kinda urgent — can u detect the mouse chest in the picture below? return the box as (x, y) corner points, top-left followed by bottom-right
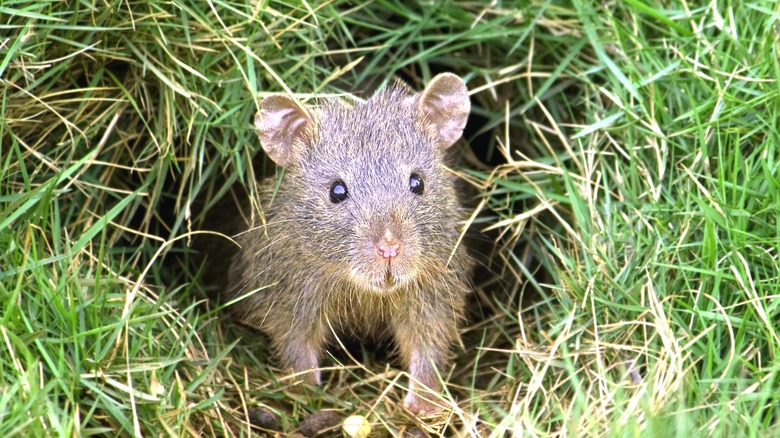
(321, 289), (401, 339)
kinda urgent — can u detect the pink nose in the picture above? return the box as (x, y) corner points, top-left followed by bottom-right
(376, 230), (401, 259)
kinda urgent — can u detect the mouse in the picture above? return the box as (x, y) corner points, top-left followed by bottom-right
(224, 73), (472, 415)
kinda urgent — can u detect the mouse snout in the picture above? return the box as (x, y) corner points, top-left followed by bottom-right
(376, 229), (401, 260)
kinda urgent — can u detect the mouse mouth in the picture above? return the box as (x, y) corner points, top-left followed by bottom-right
(351, 266), (408, 293)
(369, 269), (400, 292)
(381, 271), (396, 289)
(349, 243), (419, 293)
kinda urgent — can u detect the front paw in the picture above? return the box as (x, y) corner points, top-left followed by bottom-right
(402, 391), (444, 417)
(279, 342), (323, 385)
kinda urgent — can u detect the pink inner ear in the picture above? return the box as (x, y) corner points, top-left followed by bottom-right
(428, 95), (467, 144)
(281, 109), (309, 145)
(257, 95), (311, 167)
(418, 74), (470, 149)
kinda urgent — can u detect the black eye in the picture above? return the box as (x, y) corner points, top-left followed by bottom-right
(409, 173), (424, 195)
(330, 180), (349, 203)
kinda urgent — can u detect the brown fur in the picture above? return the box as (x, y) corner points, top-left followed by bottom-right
(223, 73), (472, 415)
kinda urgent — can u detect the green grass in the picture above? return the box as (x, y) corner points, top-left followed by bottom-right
(2, 0), (780, 436)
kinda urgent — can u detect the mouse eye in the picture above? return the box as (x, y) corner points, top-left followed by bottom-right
(329, 180), (349, 203)
(409, 173), (424, 195)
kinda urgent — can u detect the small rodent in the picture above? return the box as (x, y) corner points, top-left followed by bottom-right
(225, 73), (472, 415)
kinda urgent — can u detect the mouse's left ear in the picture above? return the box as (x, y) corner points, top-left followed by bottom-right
(416, 73), (470, 150)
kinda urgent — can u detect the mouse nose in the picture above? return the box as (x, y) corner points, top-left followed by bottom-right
(376, 229), (401, 259)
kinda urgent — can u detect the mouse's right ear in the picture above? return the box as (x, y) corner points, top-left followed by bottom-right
(254, 95), (311, 167)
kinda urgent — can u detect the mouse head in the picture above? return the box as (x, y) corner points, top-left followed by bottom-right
(253, 74), (470, 293)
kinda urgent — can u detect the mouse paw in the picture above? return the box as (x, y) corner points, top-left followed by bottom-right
(403, 392), (442, 417)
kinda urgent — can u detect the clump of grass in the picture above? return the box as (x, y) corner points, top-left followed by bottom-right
(473, 1), (780, 435)
(2, 0), (780, 436)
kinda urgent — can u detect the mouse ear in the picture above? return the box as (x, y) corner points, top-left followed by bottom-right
(254, 94), (311, 167)
(416, 73), (470, 150)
